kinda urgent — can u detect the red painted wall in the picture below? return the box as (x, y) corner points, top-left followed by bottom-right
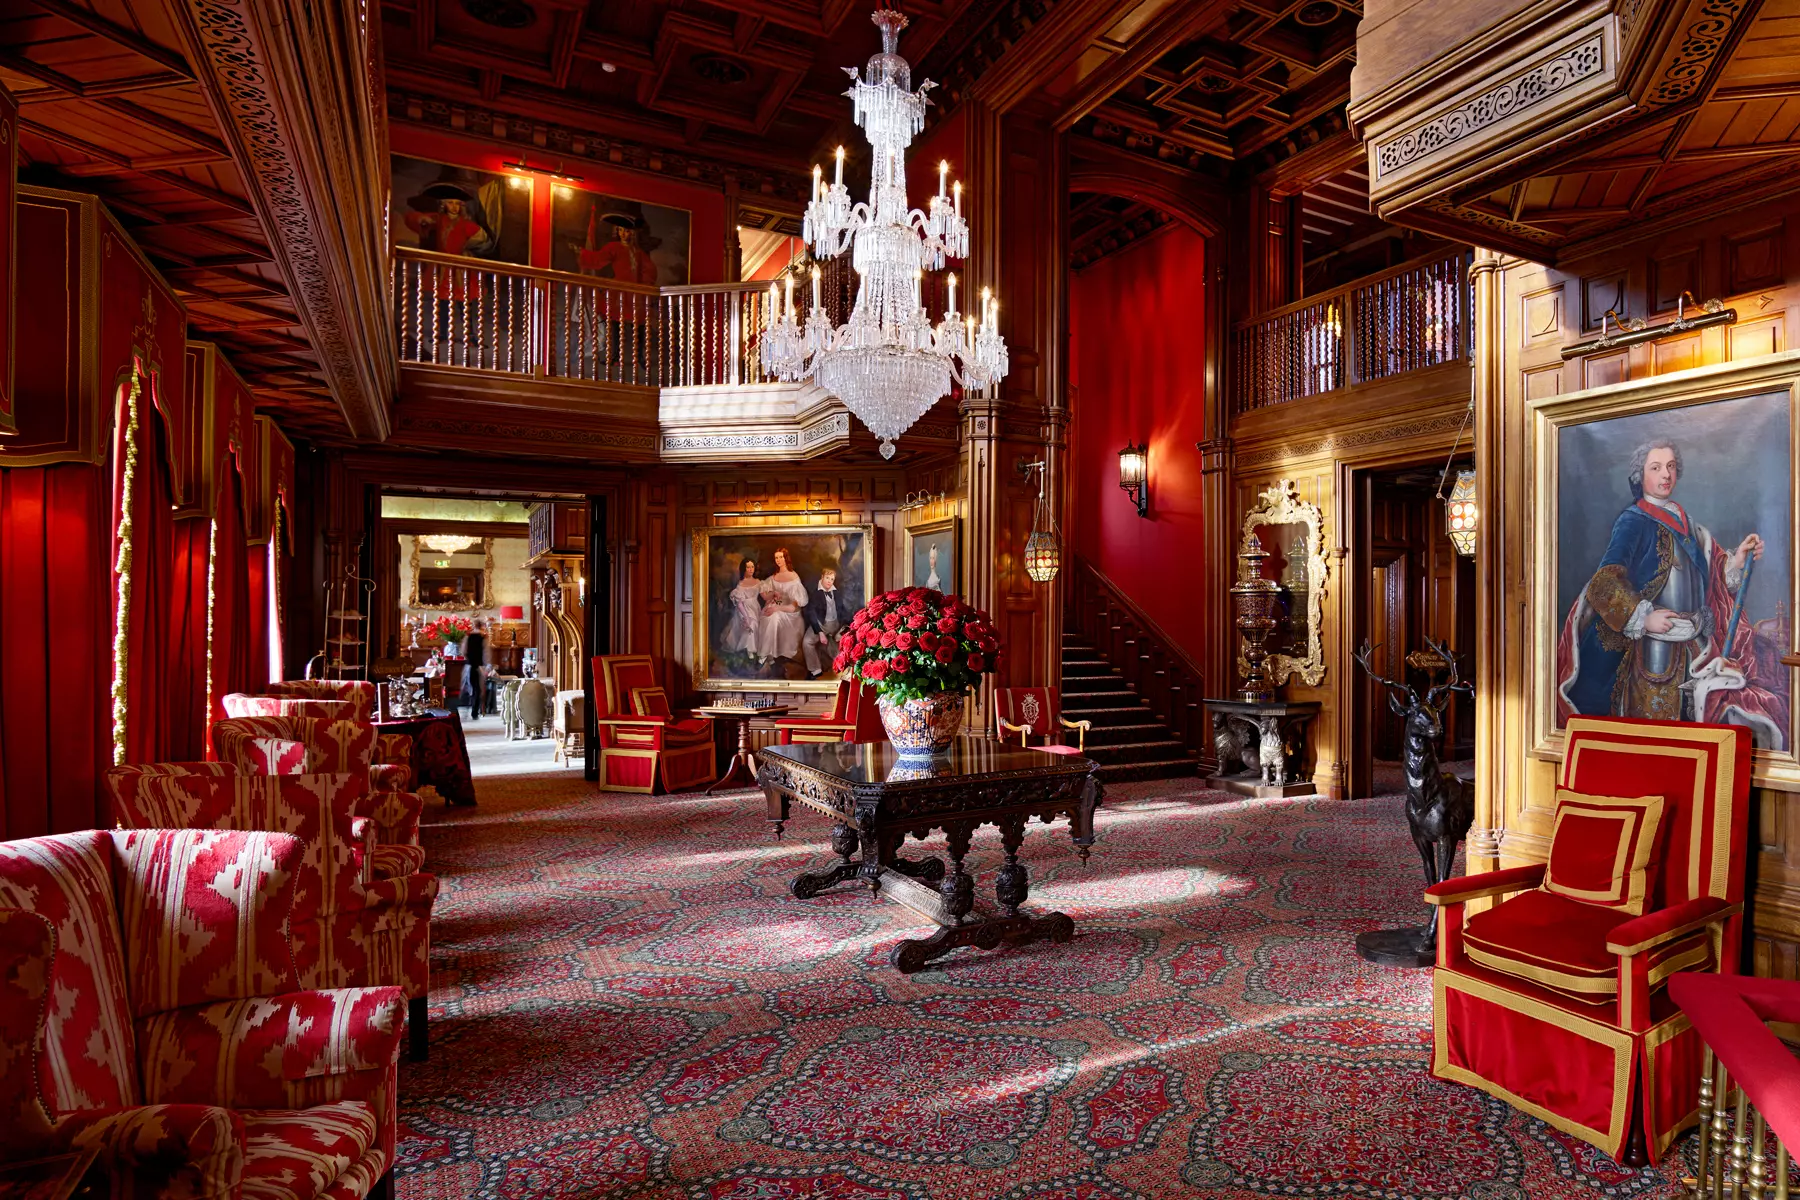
(1069, 223), (1210, 662)
(389, 126), (729, 283)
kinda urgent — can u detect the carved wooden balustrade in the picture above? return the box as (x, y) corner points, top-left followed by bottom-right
(1231, 248), (1472, 414)
(1067, 554), (1209, 763)
(393, 246), (779, 388)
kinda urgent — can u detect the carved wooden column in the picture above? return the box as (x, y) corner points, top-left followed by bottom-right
(1469, 247), (1505, 873)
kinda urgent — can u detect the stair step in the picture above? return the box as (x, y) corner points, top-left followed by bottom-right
(1060, 659), (1114, 675)
(1062, 705), (1156, 727)
(1063, 680), (1135, 696)
(1082, 722), (1170, 745)
(1097, 758), (1201, 783)
(1083, 740), (1192, 765)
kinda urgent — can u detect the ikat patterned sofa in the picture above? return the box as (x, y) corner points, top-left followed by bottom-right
(0, 827), (404, 1200)
(222, 694), (359, 722)
(104, 764), (439, 1063)
(264, 680), (379, 723)
(211, 716), (426, 883)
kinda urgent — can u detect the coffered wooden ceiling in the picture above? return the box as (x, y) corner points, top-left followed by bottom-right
(0, 0), (349, 442)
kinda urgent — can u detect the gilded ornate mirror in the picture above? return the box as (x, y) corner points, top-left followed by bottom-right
(408, 535), (494, 611)
(1239, 480), (1329, 686)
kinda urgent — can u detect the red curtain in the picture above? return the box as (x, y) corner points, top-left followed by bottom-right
(206, 464), (254, 751)
(0, 464), (111, 837)
(113, 376), (176, 768)
(246, 544), (271, 695)
(168, 516), (212, 761)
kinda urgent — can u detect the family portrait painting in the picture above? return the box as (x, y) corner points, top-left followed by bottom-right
(1551, 386), (1793, 751)
(694, 525), (873, 691)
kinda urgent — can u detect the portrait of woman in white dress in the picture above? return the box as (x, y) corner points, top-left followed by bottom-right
(754, 547), (808, 663)
(925, 542), (942, 590)
(723, 558), (764, 655)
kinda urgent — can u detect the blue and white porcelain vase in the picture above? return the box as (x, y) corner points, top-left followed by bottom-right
(877, 691), (965, 759)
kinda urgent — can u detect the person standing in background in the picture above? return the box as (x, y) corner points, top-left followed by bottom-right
(461, 618), (489, 722)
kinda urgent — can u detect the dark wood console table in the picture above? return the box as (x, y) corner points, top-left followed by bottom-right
(1204, 697), (1322, 798)
(756, 742), (1104, 973)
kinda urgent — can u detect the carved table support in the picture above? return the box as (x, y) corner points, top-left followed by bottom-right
(1203, 698), (1321, 797)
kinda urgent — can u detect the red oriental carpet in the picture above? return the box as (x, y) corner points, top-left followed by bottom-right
(396, 756), (1690, 1199)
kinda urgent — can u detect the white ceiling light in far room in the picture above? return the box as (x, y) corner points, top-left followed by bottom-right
(419, 533), (478, 555)
(759, 9), (1009, 459)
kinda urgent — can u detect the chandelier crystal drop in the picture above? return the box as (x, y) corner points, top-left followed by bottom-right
(760, 8), (1009, 459)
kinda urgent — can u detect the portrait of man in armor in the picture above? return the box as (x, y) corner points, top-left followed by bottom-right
(1554, 390), (1792, 750)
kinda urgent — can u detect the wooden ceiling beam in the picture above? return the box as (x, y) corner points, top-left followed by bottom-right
(969, 0), (1183, 115)
(98, 98), (229, 158)
(61, 149), (229, 175)
(1053, 0), (1237, 132)
(11, 70), (190, 102)
(30, 0), (195, 80)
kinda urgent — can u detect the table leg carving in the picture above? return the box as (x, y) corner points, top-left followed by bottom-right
(995, 815), (1028, 917)
(764, 784), (789, 840)
(879, 829), (946, 883)
(789, 821), (862, 899)
(938, 823), (976, 924)
(857, 827), (882, 893)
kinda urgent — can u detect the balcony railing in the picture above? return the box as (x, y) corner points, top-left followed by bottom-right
(1231, 248), (1472, 414)
(1671, 972), (1800, 1197)
(393, 246), (785, 388)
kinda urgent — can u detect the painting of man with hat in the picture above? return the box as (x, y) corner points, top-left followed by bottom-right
(552, 190), (690, 286)
(390, 155), (530, 265)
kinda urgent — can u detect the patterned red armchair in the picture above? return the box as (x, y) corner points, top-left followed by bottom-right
(775, 678), (888, 744)
(104, 766), (439, 1063)
(212, 717), (425, 879)
(1428, 717), (1751, 1165)
(0, 828), (404, 1200)
(592, 654), (717, 793)
(994, 687), (1091, 755)
(266, 680), (379, 723)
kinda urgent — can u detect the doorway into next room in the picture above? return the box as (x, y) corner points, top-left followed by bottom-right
(1349, 461), (1477, 798)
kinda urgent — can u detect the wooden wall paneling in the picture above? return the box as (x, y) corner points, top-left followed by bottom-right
(1487, 195), (1800, 969)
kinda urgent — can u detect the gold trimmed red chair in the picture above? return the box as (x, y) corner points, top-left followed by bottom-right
(1427, 716), (1752, 1165)
(775, 677), (888, 744)
(592, 654), (717, 793)
(994, 687), (1091, 755)
(103, 764), (439, 1063)
(0, 828), (404, 1199)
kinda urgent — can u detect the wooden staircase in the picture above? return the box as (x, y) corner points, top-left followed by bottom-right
(1061, 634), (1198, 782)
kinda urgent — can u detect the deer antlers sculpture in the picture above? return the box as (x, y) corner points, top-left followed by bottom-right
(1352, 635), (1476, 967)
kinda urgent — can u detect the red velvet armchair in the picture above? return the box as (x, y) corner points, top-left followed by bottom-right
(103, 765), (439, 1063)
(592, 654), (717, 793)
(994, 687), (1091, 755)
(1428, 716), (1751, 1164)
(0, 828), (404, 1200)
(212, 716), (425, 880)
(775, 677), (888, 744)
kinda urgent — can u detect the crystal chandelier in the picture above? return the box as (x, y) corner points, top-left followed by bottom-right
(760, 8), (1009, 459)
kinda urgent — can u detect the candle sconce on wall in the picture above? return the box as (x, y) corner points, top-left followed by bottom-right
(1118, 443), (1149, 517)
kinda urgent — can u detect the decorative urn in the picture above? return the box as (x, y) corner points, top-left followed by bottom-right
(834, 587), (1002, 759)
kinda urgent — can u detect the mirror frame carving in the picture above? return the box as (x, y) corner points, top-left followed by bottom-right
(1239, 479), (1329, 687)
(408, 535), (495, 611)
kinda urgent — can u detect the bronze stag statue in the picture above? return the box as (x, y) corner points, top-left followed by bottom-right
(1352, 635), (1475, 967)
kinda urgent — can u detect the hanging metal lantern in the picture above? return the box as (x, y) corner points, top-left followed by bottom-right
(1445, 467), (1478, 557)
(1021, 458), (1061, 583)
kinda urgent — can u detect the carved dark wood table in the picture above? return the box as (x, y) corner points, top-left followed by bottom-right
(757, 741), (1104, 974)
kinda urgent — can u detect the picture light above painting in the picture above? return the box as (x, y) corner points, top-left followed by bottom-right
(387, 152), (693, 287)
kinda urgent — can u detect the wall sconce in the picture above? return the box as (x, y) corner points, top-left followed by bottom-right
(1118, 444), (1148, 517)
(1445, 468), (1478, 557)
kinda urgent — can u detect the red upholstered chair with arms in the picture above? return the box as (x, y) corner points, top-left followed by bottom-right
(0, 828), (404, 1199)
(994, 687), (1090, 755)
(775, 677), (888, 744)
(212, 716), (426, 880)
(592, 654), (718, 793)
(104, 765), (439, 1063)
(265, 679), (379, 723)
(1427, 716), (1751, 1165)
(222, 693), (357, 722)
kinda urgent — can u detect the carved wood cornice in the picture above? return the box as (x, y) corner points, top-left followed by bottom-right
(172, 0), (396, 442)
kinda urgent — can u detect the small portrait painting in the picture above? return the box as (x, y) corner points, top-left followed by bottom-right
(1553, 388), (1792, 750)
(552, 189), (690, 286)
(390, 154), (531, 264)
(905, 517), (959, 596)
(694, 525), (872, 691)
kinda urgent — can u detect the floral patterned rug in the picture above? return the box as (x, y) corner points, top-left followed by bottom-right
(396, 748), (1687, 1199)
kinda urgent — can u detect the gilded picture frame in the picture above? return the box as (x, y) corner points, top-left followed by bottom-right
(1529, 351), (1800, 784)
(1238, 479), (1329, 687)
(903, 516), (960, 595)
(408, 535), (495, 612)
(691, 523), (876, 694)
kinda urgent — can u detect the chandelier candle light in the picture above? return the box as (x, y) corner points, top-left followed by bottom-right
(761, 9), (1009, 459)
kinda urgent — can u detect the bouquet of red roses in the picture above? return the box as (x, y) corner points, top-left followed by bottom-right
(834, 588), (1002, 703)
(421, 615), (473, 645)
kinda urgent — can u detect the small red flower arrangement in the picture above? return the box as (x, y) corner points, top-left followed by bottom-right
(834, 588), (1002, 703)
(421, 615), (473, 645)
